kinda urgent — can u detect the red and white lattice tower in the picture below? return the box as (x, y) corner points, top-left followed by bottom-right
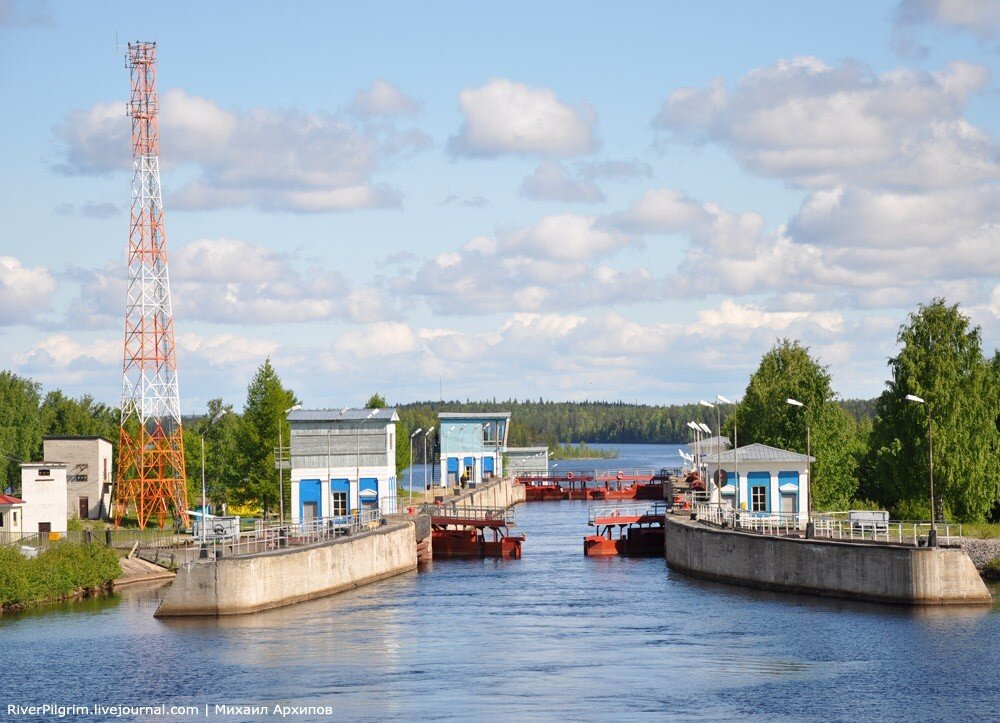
(113, 41), (189, 529)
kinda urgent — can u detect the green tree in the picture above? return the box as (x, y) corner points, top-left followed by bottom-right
(726, 339), (862, 510)
(183, 399), (240, 511)
(39, 391), (118, 440)
(0, 371), (43, 493)
(233, 359), (297, 516)
(365, 393), (387, 409)
(865, 300), (1000, 522)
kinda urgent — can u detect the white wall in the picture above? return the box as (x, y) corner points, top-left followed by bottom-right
(290, 464), (396, 522)
(716, 460), (810, 520)
(20, 465), (69, 534)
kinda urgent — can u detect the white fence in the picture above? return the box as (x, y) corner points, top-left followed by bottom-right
(692, 504), (963, 547)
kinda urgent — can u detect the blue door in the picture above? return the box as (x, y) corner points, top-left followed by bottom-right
(447, 457), (459, 485)
(299, 479), (322, 521)
(483, 456), (495, 477)
(778, 471), (799, 514)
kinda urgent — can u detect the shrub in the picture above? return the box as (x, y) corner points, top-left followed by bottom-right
(1, 542), (121, 610)
(983, 558), (1000, 582)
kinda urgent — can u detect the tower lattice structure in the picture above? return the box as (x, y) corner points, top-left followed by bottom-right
(114, 41), (189, 529)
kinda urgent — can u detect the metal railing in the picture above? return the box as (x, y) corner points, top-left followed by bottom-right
(0, 527), (184, 549)
(691, 503), (964, 546)
(208, 510), (383, 558)
(588, 502), (668, 524)
(421, 504), (515, 526)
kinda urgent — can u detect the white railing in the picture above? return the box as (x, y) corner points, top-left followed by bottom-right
(588, 503), (668, 524)
(213, 510), (382, 557)
(692, 504), (963, 546)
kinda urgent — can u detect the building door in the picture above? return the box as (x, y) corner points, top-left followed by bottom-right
(299, 479), (322, 522)
(302, 501), (318, 521)
(780, 493), (796, 514)
(483, 456), (495, 479)
(38, 522), (51, 534)
(748, 471), (771, 513)
(78, 497), (89, 519)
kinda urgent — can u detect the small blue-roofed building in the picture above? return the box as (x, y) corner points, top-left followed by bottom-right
(287, 408), (399, 522)
(438, 412), (510, 487)
(702, 443), (814, 522)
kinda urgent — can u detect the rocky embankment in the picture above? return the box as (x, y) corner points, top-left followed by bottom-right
(959, 538), (1000, 571)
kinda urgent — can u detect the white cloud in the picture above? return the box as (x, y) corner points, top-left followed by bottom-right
(62, 238), (396, 329)
(0, 256), (56, 325)
(501, 214), (628, 261)
(520, 161), (604, 203)
(391, 215), (651, 315)
(349, 79), (421, 117)
(448, 78), (597, 157)
(53, 89), (428, 213)
(895, 0), (1000, 40)
(655, 57), (997, 189)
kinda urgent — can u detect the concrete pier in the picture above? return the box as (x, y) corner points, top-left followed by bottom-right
(664, 514), (993, 606)
(155, 522), (416, 617)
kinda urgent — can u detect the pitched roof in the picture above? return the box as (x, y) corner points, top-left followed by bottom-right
(439, 412), (511, 420)
(702, 442), (814, 464)
(0, 494), (24, 505)
(288, 408), (399, 423)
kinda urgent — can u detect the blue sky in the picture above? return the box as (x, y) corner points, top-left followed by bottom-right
(1, 0), (997, 411)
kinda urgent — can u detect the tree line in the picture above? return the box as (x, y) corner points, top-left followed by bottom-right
(2, 298), (996, 522)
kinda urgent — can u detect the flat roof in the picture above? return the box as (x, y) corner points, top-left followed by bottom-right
(43, 435), (114, 444)
(288, 408), (399, 423)
(439, 412), (511, 420)
(506, 446), (549, 454)
(21, 462), (68, 468)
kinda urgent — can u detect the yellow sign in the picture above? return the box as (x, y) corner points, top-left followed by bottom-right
(48, 532), (61, 541)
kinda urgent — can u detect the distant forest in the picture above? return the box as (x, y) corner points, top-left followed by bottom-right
(397, 398), (879, 447)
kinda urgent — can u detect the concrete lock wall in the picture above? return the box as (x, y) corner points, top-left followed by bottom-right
(444, 477), (525, 511)
(664, 515), (992, 606)
(155, 522), (417, 617)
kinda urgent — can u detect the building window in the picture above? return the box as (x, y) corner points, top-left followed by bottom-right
(39, 469), (50, 477)
(751, 485), (767, 512)
(331, 492), (347, 516)
(0, 512), (5, 528)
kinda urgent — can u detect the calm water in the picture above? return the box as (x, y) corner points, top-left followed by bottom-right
(2, 444), (998, 721)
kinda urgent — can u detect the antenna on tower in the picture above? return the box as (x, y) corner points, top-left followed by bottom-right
(113, 41), (189, 530)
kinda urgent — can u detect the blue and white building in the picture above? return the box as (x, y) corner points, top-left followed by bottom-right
(702, 443), (813, 522)
(438, 412), (510, 486)
(288, 408), (399, 522)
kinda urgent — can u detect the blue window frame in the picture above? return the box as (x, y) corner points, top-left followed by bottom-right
(299, 479), (322, 520)
(748, 471), (771, 513)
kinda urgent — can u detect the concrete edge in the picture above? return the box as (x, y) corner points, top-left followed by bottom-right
(665, 515), (994, 606)
(154, 563), (418, 618)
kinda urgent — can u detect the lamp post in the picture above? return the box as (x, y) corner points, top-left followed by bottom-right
(279, 404), (302, 525)
(444, 427), (455, 488)
(686, 421), (701, 482)
(906, 394), (937, 546)
(408, 427), (422, 505)
(786, 398), (814, 538)
(717, 395), (735, 518)
(423, 426), (435, 492)
(700, 400), (716, 501)
(357, 408), (378, 510)
(200, 409), (228, 542)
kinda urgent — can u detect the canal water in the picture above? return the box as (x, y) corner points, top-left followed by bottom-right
(2, 444), (998, 721)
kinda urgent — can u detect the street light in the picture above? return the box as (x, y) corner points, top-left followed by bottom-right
(279, 404), (302, 525)
(200, 408), (228, 542)
(717, 394), (735, 517)
(906, 394), (937, 546)
(786, 398), (814, 538)
(408, 427), (422, 504)
(686, 421), (701, 478)
(423, 426), (435, 491)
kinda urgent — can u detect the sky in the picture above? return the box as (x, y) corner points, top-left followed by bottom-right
(0, 0), (998, 412)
